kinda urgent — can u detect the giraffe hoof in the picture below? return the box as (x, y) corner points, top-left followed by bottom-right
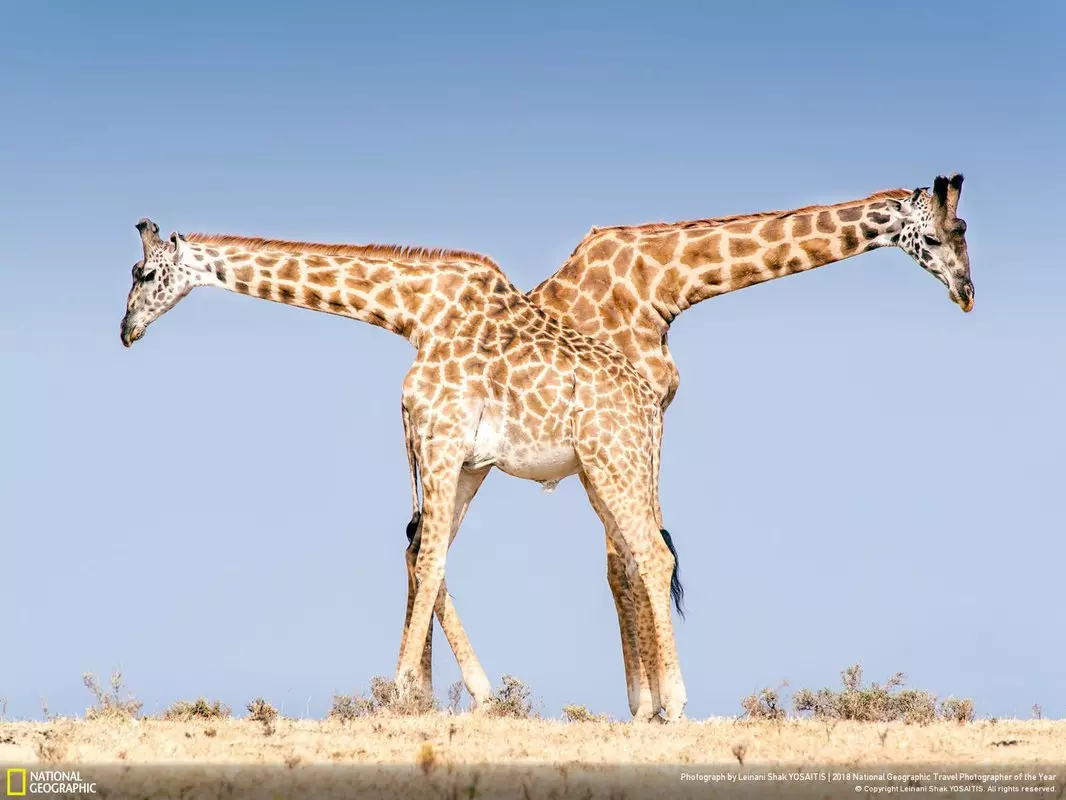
(662, 706), (686, 723)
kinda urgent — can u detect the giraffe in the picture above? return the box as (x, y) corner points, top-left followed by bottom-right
(119, 219), (689, 721)
(402, 173), (973, 718)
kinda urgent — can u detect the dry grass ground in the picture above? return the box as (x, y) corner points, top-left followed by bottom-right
(2, 717), (1063, 799)
(0, 716), (1064, 766)
(3, 672), (1059, 796)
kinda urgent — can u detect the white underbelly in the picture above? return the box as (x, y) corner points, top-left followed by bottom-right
(466, 414), (578, 483)
(497, 446), (580, 483)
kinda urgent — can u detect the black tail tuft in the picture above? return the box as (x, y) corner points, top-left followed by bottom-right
(405, 511), (422, 548)
(660, 529), (685, 619)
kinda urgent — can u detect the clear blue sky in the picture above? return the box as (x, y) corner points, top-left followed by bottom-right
(2, 1), (1063, 721)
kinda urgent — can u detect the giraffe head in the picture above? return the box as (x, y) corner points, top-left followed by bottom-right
(891, 173), (973, 312)
(120, 218), (209, 347)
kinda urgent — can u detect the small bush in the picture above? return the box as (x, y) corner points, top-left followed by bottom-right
(83, 671), (142, 721)
(562, 704), (609, 723)
(329, 676), (436, 720)
(741, 686), (787, 721)
(328, 693), (372, 723)
(163, 698), (231, 721)
(939, 697), (975, 723)
(792, 665), (960, 725)
(485, 675), (534, 719)
(371, 675), (437, 716)
(246, 698), (278, 735)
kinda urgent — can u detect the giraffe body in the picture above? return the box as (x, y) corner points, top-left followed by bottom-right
(403, 174), (974, 717)
(120, 222), (688, 721)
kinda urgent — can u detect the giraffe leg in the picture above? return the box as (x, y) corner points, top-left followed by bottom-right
(403, 468), (494, 709)
(398, 404), (434, 697)
(395, 442), (463, 699)
(400, 519), (434, 698)
(579, 472), (655, 720)
(578, 452), (687, 722)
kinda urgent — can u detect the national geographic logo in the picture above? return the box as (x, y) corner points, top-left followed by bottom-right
(5, 769), (97, 795)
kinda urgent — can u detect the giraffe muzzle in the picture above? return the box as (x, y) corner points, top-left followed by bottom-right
(120, 316), (145, 347)
(953, 280), (975, 313)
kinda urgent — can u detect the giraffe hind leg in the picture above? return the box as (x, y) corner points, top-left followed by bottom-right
(398, 459), (493, 708)
(578, 457), (687, 722)
(399, 513), (434, 698)
(580, 472), (656, 720)
(397, 405), (434, 695)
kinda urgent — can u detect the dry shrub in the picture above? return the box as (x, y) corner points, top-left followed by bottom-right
(939, 697), (975, 723)
(328, 693), (373, 723)
(741, 686), (787, 721)
(83, 671), (143, 721)
(246, 698), (278, 735)
(329, 675), (437, 720)
(162, 698), (231, 721)
(485, 676), (534, 719)
(792, 664), (970, 725)
(562, 704), (609, 723)
(370, 675), (437, 716)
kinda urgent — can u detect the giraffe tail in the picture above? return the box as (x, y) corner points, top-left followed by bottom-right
(406, 511), (422, 549)
(659, 529), (685, 619)
(402, 404), (423, 552)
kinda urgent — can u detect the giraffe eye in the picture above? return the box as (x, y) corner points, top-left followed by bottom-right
(141, 269), (156, 282)
(923, 235), (941, 247)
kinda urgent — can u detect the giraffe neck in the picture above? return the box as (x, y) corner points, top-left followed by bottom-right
(182, 235), (514, 347)
(672, 191), (909, 313)
(527, 188), (912, 400)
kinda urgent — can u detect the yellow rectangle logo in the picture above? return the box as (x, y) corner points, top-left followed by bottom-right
(6, 768), (27, 796)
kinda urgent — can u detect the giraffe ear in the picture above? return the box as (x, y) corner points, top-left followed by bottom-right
(169, 231), (189, 263)
(136, 218), (161, 252)
(908, 188), (924, 204)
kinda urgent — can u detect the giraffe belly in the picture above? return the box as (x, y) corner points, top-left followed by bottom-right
(466, 414), (579, 483)
(496, 446), (580, 484)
